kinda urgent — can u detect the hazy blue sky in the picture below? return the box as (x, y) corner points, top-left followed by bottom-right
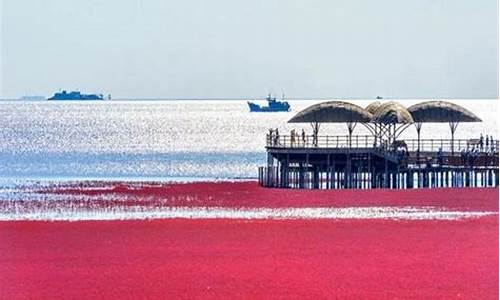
(1, 0), (498, 99)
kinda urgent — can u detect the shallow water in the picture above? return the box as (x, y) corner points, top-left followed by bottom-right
(0, 205), (494, 221)
(0, 99), (497, 181)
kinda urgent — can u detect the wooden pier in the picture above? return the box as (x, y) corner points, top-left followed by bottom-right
(258, 135), (499, 189)
(258, 100), (499, 189)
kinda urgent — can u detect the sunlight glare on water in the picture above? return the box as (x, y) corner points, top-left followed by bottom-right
(0, 99), (497, 180)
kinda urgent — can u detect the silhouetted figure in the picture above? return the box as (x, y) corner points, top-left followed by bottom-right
(268, 128), (274, 145)
(479, 134), (484, 151)
(471, 146), (480, 166)
(312, 127), (318, 147)
(461, 148), (467, 164)
(301, 129), (306, 146)
(437, 147), (443, 165)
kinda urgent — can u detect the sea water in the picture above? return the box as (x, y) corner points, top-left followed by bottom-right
(0, 99), (497, 182)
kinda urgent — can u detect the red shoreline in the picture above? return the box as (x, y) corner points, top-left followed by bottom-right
(1, 181), (498, 299)
(33, 181), (499, 211)
(1, 217), (498, 299)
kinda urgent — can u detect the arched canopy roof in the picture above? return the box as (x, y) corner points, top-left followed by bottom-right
(371, 101), (414, 124)
(288, 101), (372, 123)
(407, 101), (482, 123)
(365, 101), (382, 114)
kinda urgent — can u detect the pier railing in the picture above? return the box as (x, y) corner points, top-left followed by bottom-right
(404, 139), (499, 154)
(267, 134), (499, 155)
(266, 134), (377, 149)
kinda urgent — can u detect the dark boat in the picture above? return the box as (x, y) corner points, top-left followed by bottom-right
(247, 94), (290, 112)
(48, 90), (104, 100)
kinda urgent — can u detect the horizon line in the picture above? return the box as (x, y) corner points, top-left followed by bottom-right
(1, 96), (499, 101)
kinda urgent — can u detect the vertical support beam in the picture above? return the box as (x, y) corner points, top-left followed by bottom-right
(391, 170), (397, 189)
(261, 166), (263, 186)
(422, 170), (427, 188)
(445, 169), (449, 187)
(267, 152), (274, 187)
(495, 169), (499, 187)
(367, 154), (372, 189)
(275, 159), (280, 188)
(312, 165), (319, 189)
(286, 154), (290, 187)
(305, 160), (309, 189)
(440, 169), (444, 188)
(384, 157), (389, 188)
(326, 154), (331, 189)
(416, 122), (422, 175)
(299, 162), (304, 189)
(345, 155), (352, 189)
(331, 158), (336, 189)
(406, 170), (413, 189)
(453, 169), (457, 187)
(371, 166), (377, 189)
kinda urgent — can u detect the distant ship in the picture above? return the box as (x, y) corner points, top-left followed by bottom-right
(48, 90), (104, 100)
(247, 94), (290, 112)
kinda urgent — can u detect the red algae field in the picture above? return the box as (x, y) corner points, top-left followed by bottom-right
(0, 181), (498, 299)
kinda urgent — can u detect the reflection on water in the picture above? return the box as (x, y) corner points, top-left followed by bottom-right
(0, 100), (497, 180)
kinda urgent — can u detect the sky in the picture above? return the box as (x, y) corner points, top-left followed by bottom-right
(1, 0), (498, 99)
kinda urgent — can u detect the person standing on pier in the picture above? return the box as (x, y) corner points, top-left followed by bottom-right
(290, 129), (296, 147)
(301, 129), (306, 147)
(437, 147), (444, 165)
(479, 134), (484, 151)
(275, 128), (280, 146)
(312, 126), (318, 147)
